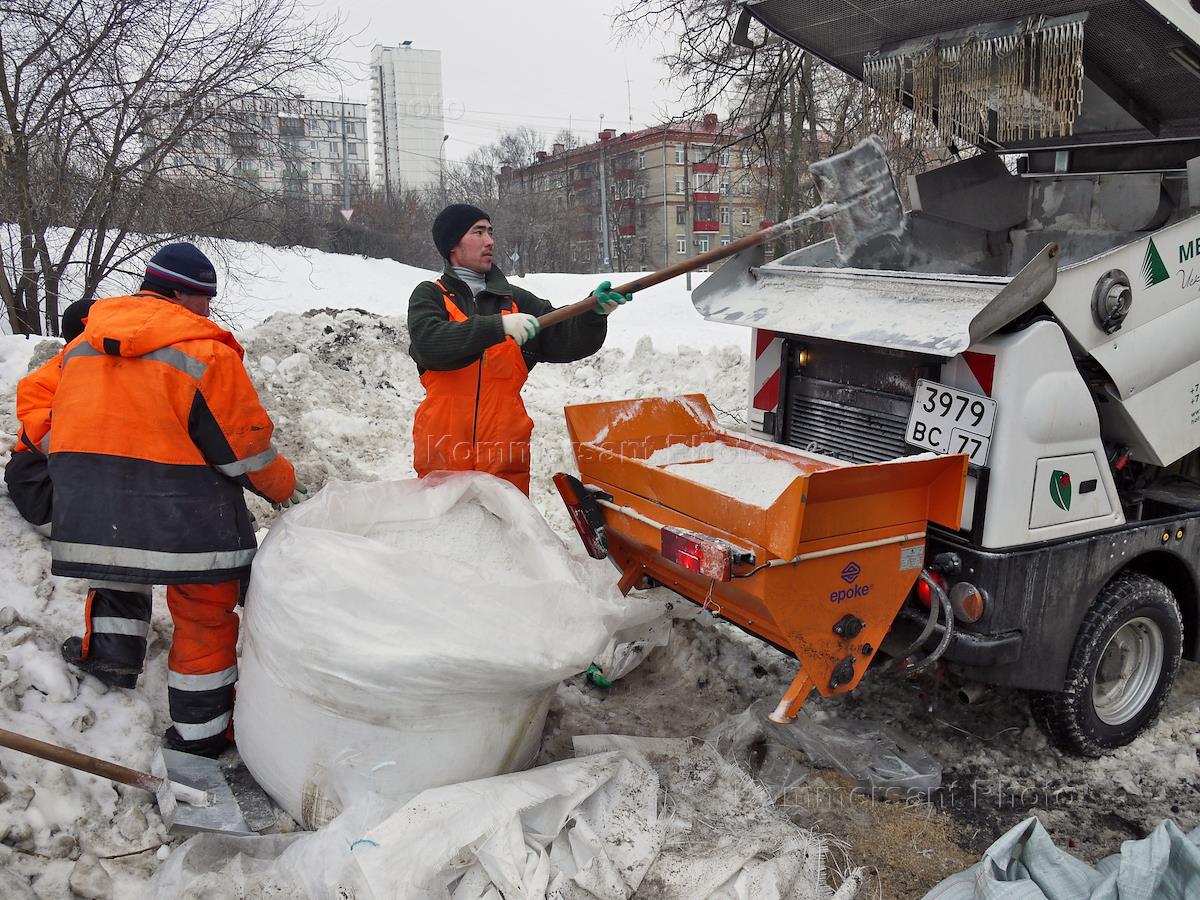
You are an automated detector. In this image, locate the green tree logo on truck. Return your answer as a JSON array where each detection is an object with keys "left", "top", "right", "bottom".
[
  {"left": 1143, "top": 238, "right": 1169, "bottom": 288},
  {"left": 1050, "top": 470, "right": 1072, "bottom": 511}
]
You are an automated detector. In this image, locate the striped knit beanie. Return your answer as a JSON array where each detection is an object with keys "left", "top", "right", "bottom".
[{"left": 141, "top": 243, "right": 218, "bottom": 297}]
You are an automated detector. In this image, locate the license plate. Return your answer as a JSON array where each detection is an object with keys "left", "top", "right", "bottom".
[{"left": 905, "top": 379, "right": 996, "bottom": 466}]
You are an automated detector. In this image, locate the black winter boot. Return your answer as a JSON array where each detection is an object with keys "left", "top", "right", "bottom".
[{"left": 60, "top": 637, "right": 139, "bottom": 689}]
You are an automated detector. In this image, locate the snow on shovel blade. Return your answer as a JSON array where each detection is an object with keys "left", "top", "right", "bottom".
[
  {"left": 149, "top": 750, "right": 178, "bottom": 827},
  {"left": 809, "top": 135, "right": 906, "bottom": 266}
]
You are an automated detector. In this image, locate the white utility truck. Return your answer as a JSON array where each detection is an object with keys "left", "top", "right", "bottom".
[{"left": 696, "top": 0, "right": 1200, "bottom": 754}]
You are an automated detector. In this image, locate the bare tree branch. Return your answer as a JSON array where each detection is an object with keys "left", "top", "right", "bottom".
[{"left": 0, "top": 0, "right": 343, "bottom": 334}]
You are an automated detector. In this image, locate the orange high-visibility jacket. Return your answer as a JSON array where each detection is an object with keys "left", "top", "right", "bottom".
[
  {"left": 14, "top": 348, "right": 65, "bottom": 454},
  {"left": 48, "top": 292, "right": 295, "bottom": 584},
  {"left": 4, "top": 348, "right": 67, "bottom": 525},
  {"left": 413, "top": 281, "right": 533, "bottom": 493}
]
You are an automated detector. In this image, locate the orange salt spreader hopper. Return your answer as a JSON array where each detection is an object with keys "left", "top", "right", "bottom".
[{"left": 555, "top": 394, "right": 968, "bottom": 721}]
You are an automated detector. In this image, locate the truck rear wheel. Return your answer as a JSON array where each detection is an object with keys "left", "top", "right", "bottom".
[{"left": 1030, "top": 572, "right": 1182, "bottom": 757}]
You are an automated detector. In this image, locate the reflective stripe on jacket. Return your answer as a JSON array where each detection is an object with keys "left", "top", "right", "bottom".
[
  {"left": 48, "top": 292, "right": 295, "bottom": 583},
  {"left": 412, "top": 280, "right": 534, "bottom": 495}
]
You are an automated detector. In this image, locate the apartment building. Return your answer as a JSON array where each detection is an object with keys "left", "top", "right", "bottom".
[
  {"left": 499, "top": 114, "right": 767, "bottom": 272},
  {"left": 156, "top": 95, "right": 370, "bottom": 207},
  {"left": 370, "top": 43, "right": 445, "bottom": 194}
]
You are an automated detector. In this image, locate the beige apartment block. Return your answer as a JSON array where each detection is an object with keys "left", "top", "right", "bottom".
[{"left": 500, "top": 114, "right": 768, "bottom": 273}]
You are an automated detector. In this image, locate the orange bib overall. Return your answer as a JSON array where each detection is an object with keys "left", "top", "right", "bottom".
[{"left": 413, "top": 281, "right": 534, "bottom": 495}]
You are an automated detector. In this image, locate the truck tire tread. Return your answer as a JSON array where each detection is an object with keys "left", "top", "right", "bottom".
[{"left": 1029, "top": 571, "right": 1182, "bottom": 757}]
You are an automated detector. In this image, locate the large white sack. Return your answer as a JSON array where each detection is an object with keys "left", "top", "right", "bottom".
[{"left": 236, "top": 473, "right": 654, "bottom": 827}]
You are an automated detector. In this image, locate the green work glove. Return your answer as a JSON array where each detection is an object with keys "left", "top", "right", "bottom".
[{"left": 593, "top": 280, "right": 633, "bottom": 316}]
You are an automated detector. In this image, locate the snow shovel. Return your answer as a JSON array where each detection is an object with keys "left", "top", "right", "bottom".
[
  {"left": 536, "top": 135, "right": 903, "bottom": 330},
  {"left": 0, "top": 727, "right": 254, "bottom": 835}
]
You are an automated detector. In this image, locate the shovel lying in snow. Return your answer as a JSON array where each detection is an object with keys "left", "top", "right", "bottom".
[
  {"left": 0, "top": 727, "right": 255, "bottom": 835},
  {"left": 536, "top": 135, "right": 904, "bottom": 330}
]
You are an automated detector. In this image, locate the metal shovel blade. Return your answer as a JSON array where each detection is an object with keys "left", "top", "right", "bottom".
[
  {"left": 158, "top": 749, "right": 253, "bottom": 835},
  {"left": 809, "top": 135, "right": 907, "bottom": 265}
]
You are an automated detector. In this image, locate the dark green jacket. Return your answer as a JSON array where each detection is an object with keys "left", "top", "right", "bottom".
[{"left": 407, "top": 266, "right": 607, "bottom": 374}]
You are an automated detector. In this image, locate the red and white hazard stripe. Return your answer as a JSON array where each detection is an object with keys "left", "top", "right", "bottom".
[
  {"left": 961, "top": 350, "right": 996, "bottom": 397},
  {"left": 750, "top": 329, "right": 783, "bottom": 431}
]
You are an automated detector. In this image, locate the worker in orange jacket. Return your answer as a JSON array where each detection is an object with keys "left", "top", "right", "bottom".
[
  {"left": 408, "top": 204, "right": 632, "bottom": 494},
  {"left": 50, "top": 243, "right": 303, "bottom": 757},
  {"left": 5, "top": 299, "right": 94, "bottom": 530}
]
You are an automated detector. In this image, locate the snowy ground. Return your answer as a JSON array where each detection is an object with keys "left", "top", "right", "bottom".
[{"left": 0, "top": 240, "right": 1197, "bottom": 897}]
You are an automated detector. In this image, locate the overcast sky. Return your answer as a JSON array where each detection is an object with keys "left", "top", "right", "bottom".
[{"left": 328, "top": 0, "right": 684, "bottom": 162}]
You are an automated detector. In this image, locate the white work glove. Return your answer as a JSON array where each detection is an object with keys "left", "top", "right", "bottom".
[
  {"left": 502, "top": 312, "right": 541, "bottom": 346},
  {"left": 275, "top": 481, "right": 308, "bottom": 510}
]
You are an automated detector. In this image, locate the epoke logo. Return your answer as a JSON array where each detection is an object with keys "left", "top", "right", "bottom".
[
  {"left": 1143, "top": 238, "right": 1169, "bottom": 289},
  {"left": 831, "top": 561, "right": 872, "bottom": 602},
  {"left": 1050, "top": 470, "right": 1072, "bottom": 511}
]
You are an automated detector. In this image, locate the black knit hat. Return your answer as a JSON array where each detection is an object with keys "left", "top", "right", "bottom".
[
  {"left": 60, "top": 298, "right": 95, "bottom": 343},
  {"left": 140, "top": 242, "right": 218, "bottom": 297},
  {"left": 432, "top": 204, "right": 491, "bottom": 260}
]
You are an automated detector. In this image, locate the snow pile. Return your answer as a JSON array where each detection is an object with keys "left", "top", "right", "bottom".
[
  {"left": 0, "top": 478, "right": 177, "bottom": 895},
  {"left": 240, "top": 307, "right": 749, "bottom": 538},
  {"left": 0, "top": 336, "right": 41, "bottom": 388}
]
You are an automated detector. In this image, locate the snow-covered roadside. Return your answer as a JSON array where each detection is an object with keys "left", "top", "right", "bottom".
[{"left": 0, "top": 230, "right": 739, "bottom": 356}]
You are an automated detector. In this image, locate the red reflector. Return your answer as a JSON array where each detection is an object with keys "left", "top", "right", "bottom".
[
  {"left": 661, "top": 527, "right": 732, "bottom": 581},
  {"left": 916, "top": 572, "right": 947, "bottom": 609},
  {"left": 566, "top": 505, "right": 607, "bottom": 560},
  {"left": 553, "top": 472, "right": 608, "bottom": 560}
]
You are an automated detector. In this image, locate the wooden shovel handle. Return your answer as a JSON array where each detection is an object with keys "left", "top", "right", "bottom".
[
  {"left": 0, "top": 727, "right": 162, "bottom": 793},
  {"left": 535, "top": 214, "right": 812, "bottom": 330}
]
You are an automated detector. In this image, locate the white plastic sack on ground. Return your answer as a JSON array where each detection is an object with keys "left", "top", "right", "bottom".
[
  {"left": 924, "top": 816, "right": 1200, "bottom": 899},
  {"left": 145, "top": 750, "right": 654, "bottom": 899},
  {"left": 350, "top": 748, "right": 661, "bottom": 897},
  {"left": 235, "top": 473, "right": 659, "bottom": 827},
  {"left": 589, "top": 609, "right": 673, "bottom": 684},
  {"left": 147, "top": 737, "right": 845, "bottom": 900}
]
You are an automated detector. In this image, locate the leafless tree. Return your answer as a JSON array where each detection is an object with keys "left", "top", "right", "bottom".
[
  {"left": 551, "top": 128, "right": 583, "bottom": 152},
  {"left": 0, "top": 0, "right": 341, "bottom": 335},
  {"left": 343, "top": 185, "right": 443, "bottom": 270},
  {"left": 615, "top": 0, "right": 954, "bottom": 256},
  {"left": 444, "top": 128, "right": 576, "bottom": 274},
  {"left": 614, "top": 1, "right": 801, "bottom": 145}
]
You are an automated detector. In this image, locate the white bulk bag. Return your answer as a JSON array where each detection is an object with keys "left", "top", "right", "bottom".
[{"left": 235, "top": 473, "right": 643, "bottom": 827}]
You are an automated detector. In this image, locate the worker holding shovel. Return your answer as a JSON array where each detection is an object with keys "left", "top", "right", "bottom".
[
  {"left": 409, "top": 203, "right": 632, "bottom": 495},
  {"left": 48, "top": 243, "right": 304, "bottom": 758}
]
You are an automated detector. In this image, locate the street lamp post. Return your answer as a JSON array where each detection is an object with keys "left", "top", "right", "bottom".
[
  {"left": 340, "top": 99, "right": 350, "bottom": 217},
  {"left": 599, "top": 113, "right": 611, "bottom": 271},
  {"left": 439, "top": 133, "right": 449, "bottom": 203}
]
